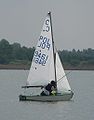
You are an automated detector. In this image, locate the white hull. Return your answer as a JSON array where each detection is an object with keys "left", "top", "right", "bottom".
[{"left": 19, "top": 92, "right": 73, "bottom": 102}]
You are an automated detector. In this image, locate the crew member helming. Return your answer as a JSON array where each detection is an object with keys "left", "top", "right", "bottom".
[{"left": 41, "top": 80, "right": 56, "bottom": 96}]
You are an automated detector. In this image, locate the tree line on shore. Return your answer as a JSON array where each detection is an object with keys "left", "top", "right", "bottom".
[{"left": 0, "top": 39, "right": 94, "bottom": 68}]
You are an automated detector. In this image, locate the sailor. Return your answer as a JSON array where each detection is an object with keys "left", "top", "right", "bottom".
[{"left": 41, "top": 80, "right": 56, "bottom": 96}]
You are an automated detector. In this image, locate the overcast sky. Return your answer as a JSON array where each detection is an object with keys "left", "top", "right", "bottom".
[{"left": 0, "top": 0, "right": 94, "bottom": 50}]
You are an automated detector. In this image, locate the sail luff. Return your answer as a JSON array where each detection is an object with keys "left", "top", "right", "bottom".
[{"left": 48, "top": 12, "right": 57, "bottom": 90}]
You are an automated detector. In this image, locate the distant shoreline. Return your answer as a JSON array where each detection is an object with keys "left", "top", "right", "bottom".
[
  {"left": 0, "top": 64, "right": 29, "bottom": 70},
  {"left": 0, "top": 64, "right": 94, "bottom": 70}
]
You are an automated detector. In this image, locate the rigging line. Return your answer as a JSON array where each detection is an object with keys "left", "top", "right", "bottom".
[
  {"left": 23, "top": 69, "right": 28, "bottom": 81},
  {"left": 22, "top": 71, "right": 72, "bottom": 88},
  {"left": 57, "top": 71, "right": 72, "bottom": 83}
]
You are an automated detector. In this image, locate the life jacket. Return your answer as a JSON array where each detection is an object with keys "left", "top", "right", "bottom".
[{"left": 45, "top": 84, "right": 52, "bottom": 93}]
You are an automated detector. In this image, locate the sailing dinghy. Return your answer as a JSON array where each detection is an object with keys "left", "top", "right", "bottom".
[{"left": 19, "top": 12, "right": 74, "bottom": 102}]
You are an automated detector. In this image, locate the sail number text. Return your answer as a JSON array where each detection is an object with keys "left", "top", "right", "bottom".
[
  {"left": 43, "top": 19, "right": 50, "bottom": 32},
  {"left": 33, "top": 50, "right": 48, "bottom": 66},
  {"left": 38, "top": 35, "right": 51, "bottom": 50}
]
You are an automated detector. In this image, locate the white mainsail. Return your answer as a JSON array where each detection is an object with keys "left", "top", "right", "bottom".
[
  {"left": 27, "top": 12, "right": 55, "bottom": 86},
  {"left": 56, "top": 51, "right": 71, "bottom": 92},
  {"left": 27, "top": 12, "right": 71, "bottom": 94}
]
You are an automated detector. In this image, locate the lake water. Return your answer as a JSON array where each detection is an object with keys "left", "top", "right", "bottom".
[{"left": 0, "top": 70, "right": 94, "bottom": 120}]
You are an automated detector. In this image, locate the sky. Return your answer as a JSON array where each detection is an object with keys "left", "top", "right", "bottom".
[{"left": 0, "top": 0, "right": 94, "bottom": 50}]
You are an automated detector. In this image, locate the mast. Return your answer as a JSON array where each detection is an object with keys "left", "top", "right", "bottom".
[{"left": 48, "top": 11, "right": 57, "bottom": 90}]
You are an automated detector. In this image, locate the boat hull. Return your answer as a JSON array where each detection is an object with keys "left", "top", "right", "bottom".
[{"left": 19, "top": 92, "right": 73, "bottom": 102}]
